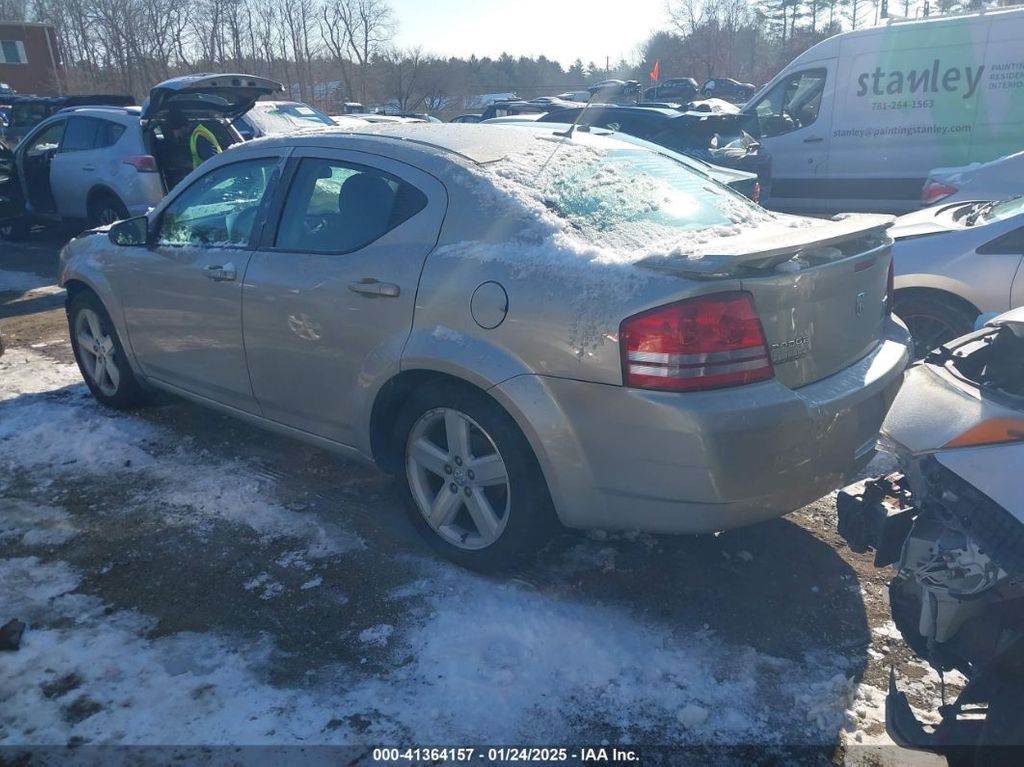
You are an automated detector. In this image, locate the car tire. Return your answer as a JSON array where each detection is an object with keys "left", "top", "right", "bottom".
[
  {"left": 393, "top": 381, "right": 557, "bottom": 571},
  {"left": 68, "top": 291, "right": 149, "bottom": 409},
  {"left": 894, "top": 292, "right": 978, "bottom": 359},
  {"left": 0, "top": 219, "right": 30, "bottom": 241},
  {"left": 87, "top": 194, "right": 129, "bottom": 230}
]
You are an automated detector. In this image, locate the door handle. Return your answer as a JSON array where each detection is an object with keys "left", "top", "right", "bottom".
[
  {"left": 348, "top": 279, "right": 400, "bottom": 298},
  {"left": 82, "top": 165, "right": 96, "bottom": 171},
  {"left": 203, "top": 263, "right": 236, "bottom": 281},
  {"left": 802, "top": 137, "right": 824, "bottom": 144}
]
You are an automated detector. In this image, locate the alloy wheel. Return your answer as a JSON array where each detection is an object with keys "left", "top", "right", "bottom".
[
  {"left": 97, "top": 206, "right": 122, "bottom": 226},
  {"left": 405, "top": 407, "right": 511, "bottom": 550},
  {"left": 75, "top": 308, "right": 120, "bottom": 397}
]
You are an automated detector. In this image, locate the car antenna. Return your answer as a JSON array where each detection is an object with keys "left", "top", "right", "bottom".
[{"left": 553, "top": 89, "right": 598, "bottom": 139}]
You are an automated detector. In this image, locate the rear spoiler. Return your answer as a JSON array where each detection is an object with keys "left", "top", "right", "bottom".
[{"left": 638, "top": 214, "right": 895, "bottom": 279}]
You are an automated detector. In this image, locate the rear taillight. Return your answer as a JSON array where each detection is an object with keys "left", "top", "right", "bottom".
[
  {"left": 751, "top": 181, "right": 761, "bottom": 204},
  {"left": 620, "top": 291, "right": 774, "bottom": 392},
  {"left": 887, "top": 259, "right": 895, "bottom": 311},
  {"left": 920, "top": 180, "right": 956, "bottom": 204},
  {"left": 123, "top": 155, "right": 158, "bottom": 173}
]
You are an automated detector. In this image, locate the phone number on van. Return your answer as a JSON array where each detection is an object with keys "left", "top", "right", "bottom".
[{"left": 871, "top": 99, "right": 936, "bottom": 111}]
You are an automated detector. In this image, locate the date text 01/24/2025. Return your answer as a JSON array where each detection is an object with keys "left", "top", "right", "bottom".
[{"left": 372, "top": 747, "right": 640, "bottom": 762}]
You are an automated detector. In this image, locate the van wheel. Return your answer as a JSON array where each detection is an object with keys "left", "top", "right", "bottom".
[
  {"left": 393, "top": 382, "right": 557, "bottom": 571},
  {"left": 68, "top": 291, "right": 149, "bottom": 409},
  {"left": 88, "top": 195, "right": 128, "bottom": 229},
  {"left": 0, "top": 220, "right": 30, "bottom": 241},
  {"left": 895, "top": 293, "right": 977, "bottom": 359}
]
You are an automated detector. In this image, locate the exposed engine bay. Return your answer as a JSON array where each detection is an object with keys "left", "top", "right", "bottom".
[{"left": 838, "top": 312, "right": 1024, "bottom": 759}]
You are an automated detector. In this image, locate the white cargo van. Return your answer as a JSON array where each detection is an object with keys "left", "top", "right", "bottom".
[{"left": 744, "top": 8, "right": 1024, "bottom": 213}]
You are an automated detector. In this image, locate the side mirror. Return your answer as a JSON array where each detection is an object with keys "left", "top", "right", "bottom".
[{"left": 109, "top": 215, "right": 148, "bottom": 246}]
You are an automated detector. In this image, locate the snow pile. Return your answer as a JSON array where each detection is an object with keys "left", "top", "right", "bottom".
[
  {"left": 0, "top": 350, "right": 362, "bottom": 558},
  {"left": 0, "top": 268, "right": 58, "bottom": 295}
]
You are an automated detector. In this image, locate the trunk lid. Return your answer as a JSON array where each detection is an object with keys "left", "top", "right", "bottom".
[
  {"left": 141, "top": 74, "right": 283, "bottom": 123},
  {"left": 638, "top": 214, "right": 895, "bottom": 388}
]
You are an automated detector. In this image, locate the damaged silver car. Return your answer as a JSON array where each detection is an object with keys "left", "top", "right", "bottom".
[{"left": 838, "top": 309, "right": 1024, "bottom": 756}]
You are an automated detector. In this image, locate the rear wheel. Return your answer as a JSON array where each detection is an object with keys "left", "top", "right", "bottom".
[
  {"left": 394, "top": 382, "right": 557, "bottom": 571},
  {"left": 87, "top": 194, "right": 128, "bottom": 229},
  {"left": 68, "top": 291, "right": 148, "bottom": 409},
  {"left": 895, "top": 292, "right": 978, "bottom": 359}
]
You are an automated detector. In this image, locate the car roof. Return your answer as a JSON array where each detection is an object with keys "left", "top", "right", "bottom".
[
  {"left": 244, "top": 123, "right": 623, "bottom": 165},
  {"left": 55, "top": 105, "right": 141, "bottom": 119}
]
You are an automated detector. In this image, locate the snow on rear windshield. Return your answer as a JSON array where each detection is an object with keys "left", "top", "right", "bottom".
[
  {"left": 542, "top": 148, "right": 754, "bottom": 234},
  {"left": 479, "top": 136, "right": 774, "bottom": 258},
  {"left": 247, "top": 104, "right": 334, "bottom": 135}
]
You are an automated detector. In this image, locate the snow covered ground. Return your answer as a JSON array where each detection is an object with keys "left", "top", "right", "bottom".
[{"left": 0, "top": 262, "right": 947, "bottom": 760}]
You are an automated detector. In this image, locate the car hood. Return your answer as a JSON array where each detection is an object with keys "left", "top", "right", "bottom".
[
  {"left": 889, "top": 201, "right": 978, "bottom": 239},
  {"left": 141, "top": 74, "right": 283, "bottom": 122}
]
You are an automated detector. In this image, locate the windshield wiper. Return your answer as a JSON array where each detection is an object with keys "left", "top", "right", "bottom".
[{"left": 965, "top": 200, "right": 998, "bottom": 227}]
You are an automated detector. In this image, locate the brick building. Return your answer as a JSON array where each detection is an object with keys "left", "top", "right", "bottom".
[{"left": 0, "top": 22, "right": 63, "bottom": 96}]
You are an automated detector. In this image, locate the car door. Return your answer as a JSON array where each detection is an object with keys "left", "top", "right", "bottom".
[
  {"left": 113, "top": 153, "right": 285, "bottom": 411},
  {"left": 983, "top": 226, "right": 1024, "bottom": 309},
  {"left": 0, "top": 143, "right": 23, "bottom": 224},
  {"left": 19, "top": 118, "right": 66, "bottom": 216},
  {"left": 243, "top": 148, "right": 447, "bottom": 446},
  {"left": 745, "top": 65, "right": 833, "bottom": 212},
  {"left": 49, "top": 116, "right": 103, "bottom": 220}
]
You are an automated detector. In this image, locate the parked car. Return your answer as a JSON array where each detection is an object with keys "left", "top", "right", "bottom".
[
  {"left": 837, "top": 309, "right": 1024, "bottom": 756},
  {"left": 587, "top": 79, "right": 642, "bottom": 104},
  {"left": 743, "top": 7, "right": 1024, "bottom": 214},
  {"left": 57, "top": 124, "right": 909, "bottom": 570},
  {"left": 0, "top": 94, "right": 135, "bottom": 149},
  {"left": 701, "top": 77, "right": 755, "bottom": 103},
  {"left": 480, "top": 98, "right": 582, "bottom": 121},
  {"left": 921, "top": 151, "right": 1024, "bottom": 206},
  {"left": 643, "top": 77, "right": 699, "bottom": 103},
  {"left": 0, "top": 74, "right": 282, "bottom": 239},
  {"left": 538, "top": 105, "right": 769, "bottom": 183},
  {"left": 555, "top": 90, "right": 591, "bottom": 103},
  {"left": 338, "top": 113, "right": 425, "bottom": 124},
  {"left": 482, "top": 117, "right": 761, "bottom": 201},
  {"left": 450, "top": 114, "right": 482, "bottom": 124},
  {"left": 233, "top": 100, "right": 336, "bottom": 139},
  {"left": 890, "top": 195, "right": 1024, "bottom": 357}
]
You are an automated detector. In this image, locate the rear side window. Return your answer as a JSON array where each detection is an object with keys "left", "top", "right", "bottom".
[
  {"left": 274, "top": 157, "right": 427, "bottom": 253},
  {"left": 61, "top": 117, "right": 100, "bottom": 153},
  {"left": 95, "top": 120, "right": 126, "bottom": 148}
]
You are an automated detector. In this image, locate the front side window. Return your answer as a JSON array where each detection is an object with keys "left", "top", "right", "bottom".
[
  {"left": 60, "top": 117, "right": 100, "bottom": 153},
  {"left": 156, "top": 157, "right": 279, "bottom": 247},
  {"left": 25, "top": 121, "right": 65, "bottom": 157},
  {"left": 274, "top": 157, "right": 427, "bottom": 253},
  {"left": 752, "top": 68, "right": 827, "bottom": 137}
]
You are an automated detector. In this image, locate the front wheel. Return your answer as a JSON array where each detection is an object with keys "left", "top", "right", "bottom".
[
  {"left": 68, "top": 292, "right": 149, "bottom": 409},
  {"left": 895, "top": 292, "right": 977, "bottom": 359},
  {"left": 0, "top": 219, "right": 30, "bottom": 241},
  {"left": 394, "top": 383, "right": 557, "bottom": 571}
]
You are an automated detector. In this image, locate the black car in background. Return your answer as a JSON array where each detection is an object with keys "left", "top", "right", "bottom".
[
  {"left": 701, "top": 78, "right": 757, "bottom": 104},
  {"left": 0, "top": 94, "right": 135, "bottom": 148},
  {"left": 642, "top": 77, "right": 699, "bottom": 104},
  {"left": 538, "top": 105, "right": 770, "bottom": 185}
]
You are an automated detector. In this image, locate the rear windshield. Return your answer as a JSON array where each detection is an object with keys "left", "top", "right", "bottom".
[
  {"left": 245, "top": 103, "right": 334, "bottom": 135},
  {"left": 540, "top": 147, "right": 762, "bottom": 242}
]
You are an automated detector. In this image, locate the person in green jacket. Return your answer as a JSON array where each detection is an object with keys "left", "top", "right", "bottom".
[{"left": 166, "top": 109, "right": 222, "bottom": 169}]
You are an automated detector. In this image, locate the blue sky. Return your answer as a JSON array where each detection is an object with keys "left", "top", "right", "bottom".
[{"left": 389, "top": 0, "right": 669, "bottom": 68}]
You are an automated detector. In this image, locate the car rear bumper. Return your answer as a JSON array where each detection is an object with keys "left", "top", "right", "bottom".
[{"left": 493, "top": 315, "right": 911, "bottom": 533}]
